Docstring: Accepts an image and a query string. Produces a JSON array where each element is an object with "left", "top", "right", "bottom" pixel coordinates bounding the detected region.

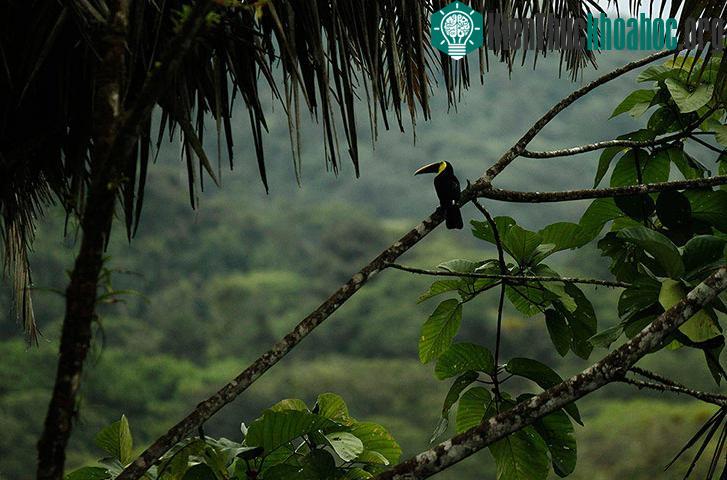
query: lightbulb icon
[{"left": 435, "top": 3, "right": 478, "bottom": 60}]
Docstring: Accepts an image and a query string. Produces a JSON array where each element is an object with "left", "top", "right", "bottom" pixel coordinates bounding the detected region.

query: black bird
[{"left": 414, "top": 161, "right": 463, "bottom": 229}]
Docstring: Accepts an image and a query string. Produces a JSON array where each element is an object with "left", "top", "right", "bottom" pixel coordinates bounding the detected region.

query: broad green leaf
[
  {"left": 471, "top": 216, "right": 517, "bottom": 244},
  {"left": 610, "top": 89, "right": 656, "bottom": 118},
  {"left": 545, "top": 309, "right": 571, "bottom": 356},
  {"left": 505, "top": 283, "right": 551, "bottom": 317},
  {"left": 270, "top": 398, "right": 308, "bottom": 412},
  {"left": 594, "top": 146, "right": 626, "bottom": 187},
  {"left": 505, "top": 358, "right": 582, "bottom": 425},
  {"left": 685, "top": 190, "right": 727, "bottom": 232},
  {"left": 438, "top": 259, "right": 483, "bottom": 273},
  {"left": 715, "top": 125, "right": 727, "bottom": 146},
  {"left": 355, "top": 450, "right": 389, "bottom": 465},
  {"left": 534, "top": 411, "right": 577, "bottom": 477},
  {"left": 683, "top": 235, "right": 727, "bottom": 278},
  {"left": 537, "top": 223, "right": 591, "bottom": 254},
  {"left": 263, "top": 464, "right": 303, "bottom": 480},
  {"left": 647, "top": 107, "right": 678, "bottom": 134},
  {"left": 610, "top": 149, "right": 669, "bottom": 187},
  {"left": 588, "top": 324, "right": 624, "bottom": 348},
  {"left": 489, "top": 427, "right": 550, "bottom": 480},
  {"left": 349, "top": 423, "right": 401, "bottom": 464},
  {"left": 560, "top": 284, "right": 597, "bottom": 361},
  {"left": 433, "top": 371, "right": 479, "bottom": 442},
  {"left": 637, "top": 65, "right": 678, "bottom": 82},
  {"left": 617, "top": 226, "right": 685, "bottom": 278},
  {"left": 660, "top": 279, "right": 720, "bottom": 343},
  {"left": 94, "top": 415, "right": 133, "bottom": 464},
  {"left": 419, "top": 299, "right": 462, "bottom": 364},
  {"left": 665, "top": 79, "right": 714, "bottom": 113},
  {"left": 245, "top": 410, "right": 340, "bottom": 454},
  {"left": 181, "top": 464, "right": 216, "bottom": 480},
  {"left": 455, "top": 387, "right": 492, "bottom": 433},
  {"left": 668, "top": 148, "right": 707, "bottom": 180},
  {"left": 343, "top": 468, "right": 374, "bottom": 479},
  {"left": 325, "top": 432, "right": 364, "bottom": 461},
  {"left": 618, "top": 276, "right": 662, "bottom": 320},
  {"left": 540, "top": 281, "right": 577, "bottom": 313},
  {"left": 418, "top": 280, "right": 462, "bottom": 303},
  {"left": 435, "top": 343, "right": 495, "bottom": 379},
  {"left": 65, "top": 467, "right": 111, "bottom": 480},
  {"left": 157, "top": 438, "right": 206, "bottom": 479},
  {"left": 503, "top": 225, "right": 542, "bottom": 264},
  {"left": 579, "top": 198, "right": 623, "bottom": 236},
  {"left": 301, "top": 450, "right": 336, "bottom": 479},
  {"left": 316, "top": 393, "right": 352, "bottom": 425}
]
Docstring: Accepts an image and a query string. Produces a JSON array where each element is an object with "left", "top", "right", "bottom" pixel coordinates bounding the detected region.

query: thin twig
[
  {"left": 387, "top": 263, "right": 630, "bottom": 288},
  {"left": 521, "top": 105, "right": 719, "bottom": 159},
  {"left": 689, "top": 134, "right": 725, "bottom": 155},
  {"left": 630, "top": 366, "right": 687, "bottom": 388},
  {"left": 472, "top": 199, "right": 507, "bottom": 402},
  {"left": 477, "top": 176, "right": 727, "bottom": 203},
  {"left": 619, "top": 377, "right": 727, "bottom": 407}
]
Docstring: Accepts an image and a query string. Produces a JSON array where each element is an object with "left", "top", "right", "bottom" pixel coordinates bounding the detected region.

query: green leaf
[
  {"left": 94, "top": 415, "right": 133, "bottom": 464},
  {"left": 301, "top": 450, "right": 336, "bottom": 479},
  {"left": 665, "top": 79, "right": 714, "bottom": 113},
  {"left": 505, "top": 283, "right": 550, "bottom": 317},
  {"left": 647, "top": 107, "right": 679, "bottom": 134},
  {"left": 419, "top": 299, "right": 462, "bottom": 364},
  {"left": 588, "top": 325, "right": 624, "bottom": 348},
  {"left": 245, "top": 410, "right": 340, "bottom": 454},
  {"left": 315, "top": 393, "right": 352, "bottom": 425},
  {"left": 65, "top": 467, "right": 111, "bottom": 480},
  {"left": 683, "top": 235, "right": 727, "bottom": 278},
  {"left": 637, "top": 65, "right": 678, "bottom": 82},
  {"left": 537, "top": 223, "right": 591, "bottom": 254},
  {"left": 435, "top": 343, "right": 495, "bottom": 379},
  {"left": 455, "top": 387, "right": 492, "bottom": 433},
  {"left": 438, "top": 259, "right": 483, "bottom": 273},
  {"left": 594, "top": 146, "right": 626, "bottom": 187},
  {"left": 545, "top": 309, "right": 571, "bottom": 356},
  {"left": 342, "top": 468, "right": 374, "bottom": 479},
  {"left": 270, "top": 398, "right": 308, "bottom": 412},
  {"left": 325, "top": 432, "right": 364, "bottom": 461},
  {"left": 610, "top": 148, "right": 669, "bottom": 187},
  {"left": 685, "top": 190, "right": 727, "bottom": 232},
  {"left": 503, "top": 225, "right": 542, "bottom": 264},
  {"left": 471, "top": 216, "right": 517, "bottom": 244},
  {"left": 355, "top": 450, "right": 389, "bottom": 466},
  {"left": 618, "top": 276, "right": 662, "bottom": 320},
  {"left": 715, "top": 125, "right": 727, "bottom": 146},
  {"left": 617, "top": 226, "right": 685, "bottom": 278},
  {"left": 181, "top": 464, "right": 216, "bottom": 480},
  {"left": 489, "top": 427, "right": 550, "bottom": 480},
  {"left": 610, "top": 89, "right": 656, "bottom": 118},
  {"left": 349, "top": 423, "right": 401, "bottom": 465},
  {"left": 534, "top": 411, "right": 577, "bottom": 477},
  {"left": 668, "top": 148, "right": 707, "bottom": 180},
  {"left": 505, "top": 358, "right": 582, "bottom": 425},
  {"left": 418, "top": 280, "right": 462, "bottom": 303},
  {"left": 579, "top": 198, "right": 623, "bottom": 237},
  {"left": 660, "top": 279, "right": 720, "bottom": 344},
  {"left": 433, "top": 371, "right": 479, "bottom": 442},
  {"left": 559, "top": 284, "right": 597, "bottom": 361}
]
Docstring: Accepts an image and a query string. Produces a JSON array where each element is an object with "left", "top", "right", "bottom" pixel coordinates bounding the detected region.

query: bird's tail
[{"left": 445, "top": 205, "right": 463, "bottom": 230}]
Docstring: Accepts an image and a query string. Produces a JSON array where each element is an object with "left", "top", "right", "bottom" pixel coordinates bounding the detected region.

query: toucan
[{"left": 414, "top": 161, "right": 463, "bottom": 229}]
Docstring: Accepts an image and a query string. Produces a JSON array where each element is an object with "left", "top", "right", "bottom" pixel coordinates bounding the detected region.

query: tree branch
[
  {"left": 116, "top": 50, "right": 676, "bottom": 480},
  {"left": 618, "top": 377, "right": 727, "bottom": 407},
  {"left": 477, "top": 176, "right": 727, "bottom": 203},
  {"left": 374, "top": 266, "right": 727, "bottom": 480},
  {"left": 387, "top": 263, "right": 630, "bottom": 288}
]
